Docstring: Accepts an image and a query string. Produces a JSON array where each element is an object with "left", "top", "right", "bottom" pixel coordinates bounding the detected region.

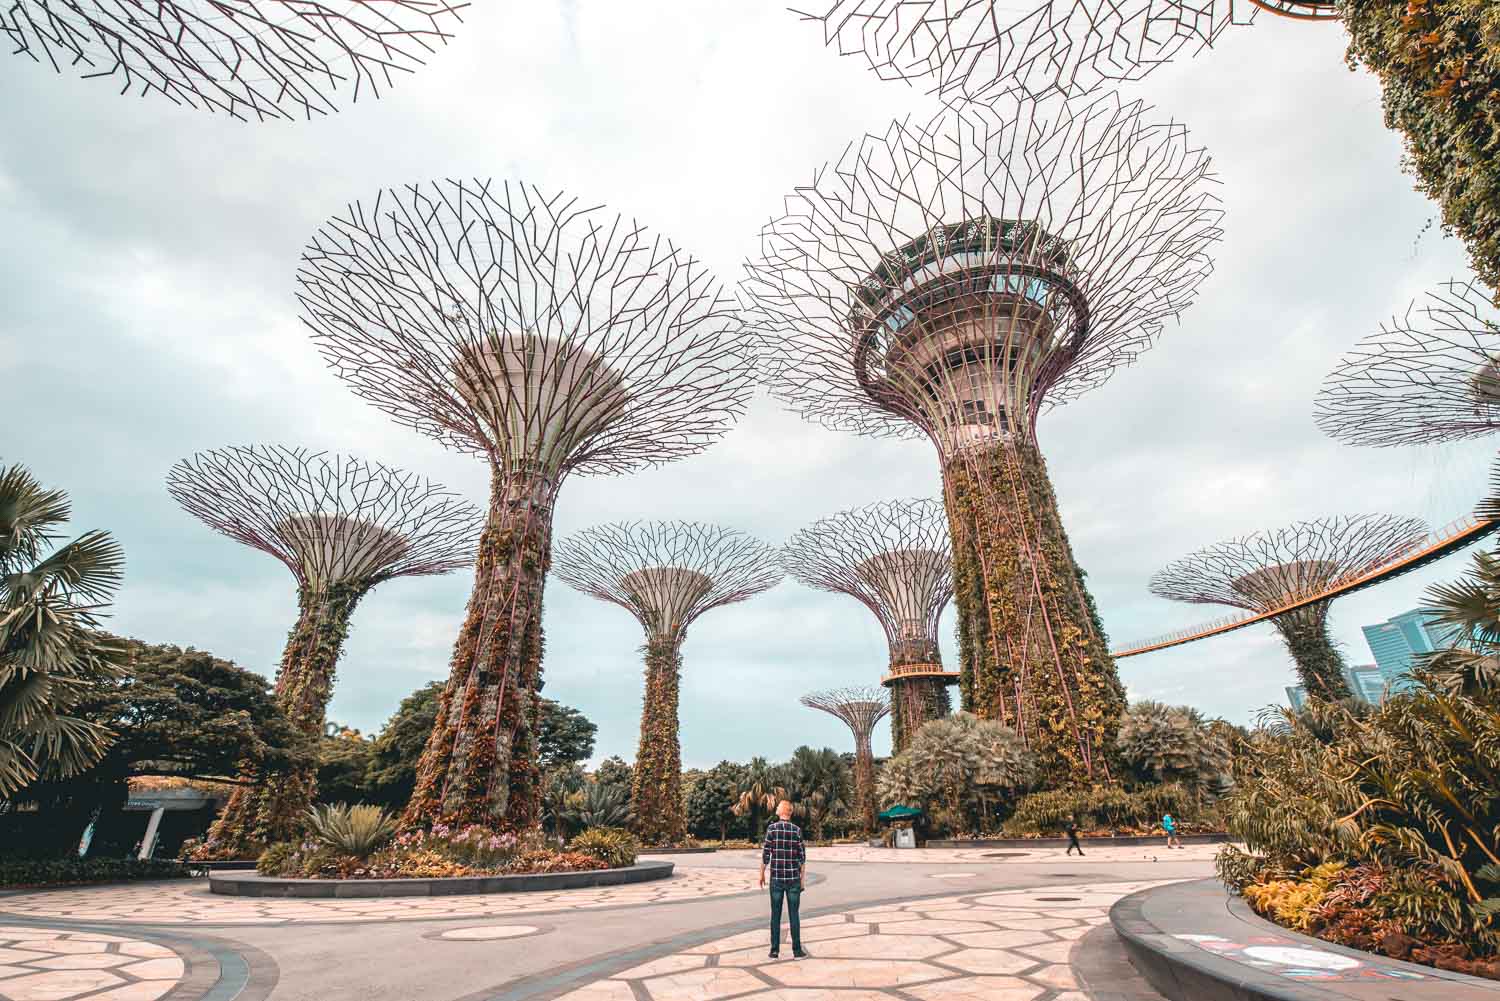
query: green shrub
[
  {"left": 1002, "top": 788, "right": 1079, "bottom": 835},
  {"left": 569, "top": 827, "right": 640, "bottom": 868},
  {"left": 304, "top": 803, "right": 395, "bottom": 857},
  {"left": 0, "top": 858, "right": 190, "bottom": 887},
  {"left": 256, "top": 842, "right": 297, "bottom": 876}
]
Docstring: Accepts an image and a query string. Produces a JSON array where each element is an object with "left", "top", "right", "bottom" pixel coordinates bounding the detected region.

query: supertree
[
  {"left": 781, "top": 499, "right": 955, "bottom": 753},
  {"left": 1150, "top": 514, "right": 1430, "bottom": 699},
  {"left": 796, "top": 1, "right": 1334, "bottom": 103},
  {"left": 743, "top": 92, "right": 1221, "bottom": 787},
  {"left": 166, "top": 445, "right": 480, "bottom": 851},
  {"left": 800, "top": 687, "right": 891, "bottom": 835},
  {"left": 297, "top": 179, "right": 754, "bottom": 831},
  {"left": 1, "top": 0, "right": 466, "bottom": 122},
  {"left": 1315, "top": 280, "right": 1500, "bottom": 447},
  {"left": 551, "top": 521, "right": 781, "bottom": 845}
]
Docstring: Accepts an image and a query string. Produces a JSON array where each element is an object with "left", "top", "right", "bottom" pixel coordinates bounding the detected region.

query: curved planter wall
[{"left": 209, "top": 860, "right": 674, "bottom": 898}]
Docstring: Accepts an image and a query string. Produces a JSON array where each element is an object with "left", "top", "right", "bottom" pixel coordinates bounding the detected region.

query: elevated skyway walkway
[{"left": 1113, "top": 513, "right": 1499, "bottom": 659}]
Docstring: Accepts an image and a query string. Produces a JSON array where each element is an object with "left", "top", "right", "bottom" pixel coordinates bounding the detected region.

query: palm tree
[
  {"left": 564, "top": 778, "right": 633, "bottom": 829},
  {"left": 784, "top": 746, "right": 849, "bottom": 841},
  {"left": 0, "top": 465, "right": 126, "bottom": 796},
  {"left": 731, "top": 756, "right": 778, "bottom": 842}
]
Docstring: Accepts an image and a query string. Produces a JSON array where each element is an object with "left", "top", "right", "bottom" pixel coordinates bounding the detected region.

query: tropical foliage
[
  {"left": 0, "top": 464, "right": 127, "bottom": 796},
  {"left": 1114, "top": 700, "right": 1234, "bottom": 798},
  {"left": 569, "top": 826, "right": 640, "bottom": 867},
  {"left": 304, "top": 803, "right": 396, "bottom": 857},
  {"left": 781, "top": 746, "right": 850, "bottom": 841},
  {"left": 0, "top": 857, "right": 189, "bottom": 888},
  {"left": 564, "top": 777, "right": 633, "bottom": 830},
  {"left": 1002, "top": 782, "right": 1199, "bottom": 836},
  {"left": 876, "top": 712, "right": 1035, "bottom": 834},
  {"left": 1341, "top": 0, "right": 1500, "bottom": 295},
  {"left": 1217, "top": 549, "right": 1500, "bottom": 978},
  {"left": 686, "top": 760, "right": 747, "bottom": 841}
]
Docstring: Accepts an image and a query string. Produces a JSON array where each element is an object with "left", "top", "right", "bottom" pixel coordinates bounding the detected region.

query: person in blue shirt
[
  {"left": 759, "top": 799, "right": 808, "bottom": 959},
  {"left": 1163, "top": 812, "right": 1181, "bottom": 849}
]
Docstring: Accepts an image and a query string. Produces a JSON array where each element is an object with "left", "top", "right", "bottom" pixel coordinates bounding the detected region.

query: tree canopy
[{"left": 537, "top": 698, "right": 597, "bottom": 770}]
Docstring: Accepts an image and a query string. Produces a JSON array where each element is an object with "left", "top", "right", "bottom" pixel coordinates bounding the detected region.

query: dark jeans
[
  {"left": 769, "top": 881, "right": 802, "bottom": 952},
  {"left": 1066, "top": 832, "right": 1083, "bottom": 855}
]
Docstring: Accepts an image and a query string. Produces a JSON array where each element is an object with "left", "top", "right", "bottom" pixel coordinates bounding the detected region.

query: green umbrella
[{"left": 878, "top": 805, "right": 922, "bottom": 820}]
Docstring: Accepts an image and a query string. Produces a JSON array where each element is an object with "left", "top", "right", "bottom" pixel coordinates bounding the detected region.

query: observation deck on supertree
[
  {"left": 166, "top": 445, "right": 480, "bottom": 852},
  {"left": 1, "top": 0, "right": 467, "bottom": 121},
  {"left": 795, "top": 0, "right": 1335, "bottom": 102},
  {"left": 297, "top": 179, "right": 755, "bottom": 831},
  {"left": 552, "top": 521, "right": 782, "bottom": 846},
  {"left": 1316, "top": 280, "right": 1500, "bottom": 447},
  {"left": 800, "top": 687, "right": 891, "bottom": 835},
  {"left": 744, "top": 93, "right": 1222, "bottom": 786},
  {"left": 781, "top": 499, "right": 955, "bottom": 754},
  {"left": 1150, "top": 514, "right": 1430, "bottom": 701}
]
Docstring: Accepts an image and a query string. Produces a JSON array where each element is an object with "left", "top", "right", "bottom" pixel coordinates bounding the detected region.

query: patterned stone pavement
[
  {"left": 0, "top": 925, "right": 185, "bottom": 1001},
  {"left": 0, "top": 867, "right": 762, "bottom": 926},
  {"left": 548, "top": 880, "right": 1176, "bottom": 1000}
]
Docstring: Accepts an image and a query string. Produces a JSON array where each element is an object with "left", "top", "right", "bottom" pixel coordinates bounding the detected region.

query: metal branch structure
[
  {"left": 796, "top": 1, "right": 1315, "bottom": 103},
  {"left": 298, "top": 179, "right": 754, "bottom": 832},
  {"left": 1315, "top": 280, "right": 1500, "bottom": 447},
  {"left": 552, "top": 521, "right": 781, "bottom": 845},
  {"left": 166, "top": 445, "right": 480, "bottom": 852},
  {"left": 781, "top": 499, "right": 955, "bottom": 753},
  {"left": 744, "top": 92, "right": 1221, "bottom": 787},
  {"left": 1, "top": 1, "right": 466, "bottom": 122},
  {"left": 1150, "top": 514, "right": 1430, "bottom": 699},
  {"left": 800, "top": 687, "right": 891, "bottom": 835}
]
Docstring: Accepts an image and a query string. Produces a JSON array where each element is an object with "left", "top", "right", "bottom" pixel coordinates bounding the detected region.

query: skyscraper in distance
[{"left": 1361, "top": 608, "right": 1453, "bottom": 694}]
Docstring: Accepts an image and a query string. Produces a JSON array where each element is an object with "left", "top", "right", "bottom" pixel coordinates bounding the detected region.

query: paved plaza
[{"left": 0, "top": 845, "right": 1222, "bottom": 1001}]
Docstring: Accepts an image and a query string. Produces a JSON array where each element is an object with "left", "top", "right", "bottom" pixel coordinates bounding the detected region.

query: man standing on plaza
[{"left": 759, "top": 799, "right": 808, "bottom": 959}]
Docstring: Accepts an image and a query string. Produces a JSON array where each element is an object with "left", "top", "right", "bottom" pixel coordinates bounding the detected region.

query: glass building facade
[{"left": 1360, "top": 608, "right": 1453, "bottom": 695}]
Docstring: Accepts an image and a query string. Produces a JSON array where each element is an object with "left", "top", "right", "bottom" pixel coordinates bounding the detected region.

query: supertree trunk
[
  {"left": 1272, "top": 602, "right": 1352, "bottom": 701},
  {"left": 887, "top": 633, "right": 953, "bottom": 753},
  {"left": 632, "top": 634, "right": 688, "bottom": 844},
  {"left": 403, "top": 468, "right": 554, "bottom": 831},
  {"left": 942, "top": 439, "right": 1125, "bottom": 788},
  {"left": 852, "top": 732, "right": 876, "bottom": 834},
  {"left": 205, "top": 582, "right": 364, "bottom": 852}
]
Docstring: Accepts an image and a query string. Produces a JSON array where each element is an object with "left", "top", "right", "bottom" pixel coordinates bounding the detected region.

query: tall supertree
[
  {"left": 1315, "top": 280, "right": 1500, "bottom": 447},
  {"left": 1150, "top": 514, "right": 1430, "bottom": 699},
  {"left": 796, "top": 1, "right": 1336, "bottom": 102},
  {"left": 744, "top": 93, "right": 1221, "bottom": 787},
  {"left": 167, "top": 445, "right": 480, "bottom": 851},
  {"left": 1, "top": 0, "right": 466, "bottom": 121},
  {"left": 298, "top": 180, "right": 754, "bottom": 831},
  {"left": 781, "top": 499, "right": 955, "bottom": 753},
  {"left": 551, "top": 522, "right": 781, "bottom": 845},
  {"left": 800, "top": 687, "right": 891, "bottom": 835}
]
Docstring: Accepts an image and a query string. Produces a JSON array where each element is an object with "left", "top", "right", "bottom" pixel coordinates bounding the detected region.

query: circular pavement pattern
[
  {"left": 539, "top": 879, "right": 1181, "bottom": 1001},
  {"left": 0, "top": 925, "right": 185, "bottom": 1001},
  {"left": 438, "top": 925, "right": 543, "bottom": 941}
]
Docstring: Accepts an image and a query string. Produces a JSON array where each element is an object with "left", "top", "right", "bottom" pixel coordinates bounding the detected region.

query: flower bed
[{"left": 255, "top": 813, "right": 640, "bottom": 881}]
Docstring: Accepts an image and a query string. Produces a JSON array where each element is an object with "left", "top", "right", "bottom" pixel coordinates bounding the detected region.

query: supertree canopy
[
  {"left": 1, "top": 0, "right": 466, "bottom": 122},
  {"left": 800, "top": 687, "right": 891, "bottom": 835},
  {"left": 166, "top": 445, "right": 480, "bottom": 852},
  {"left": 1150, "top": 514, "right": 1430, "bottom": 699},
  {"left": 781, "top": 499, "right": 955, "bottom": 753},
  {"left": 797, "top": 0, "right": 1333, "bottom": 102},
  {"left": 552, "top": 521, "right": 781, "bottom": 845},
  {"left": 744, "top": 92, "right": 1221, "bottom": 787},
  {"left": 1315, "top": 280, "right": 1500, "bottom": 447},
  {"left": 298, "top": 179, "right": 755, "bottom": 831}
]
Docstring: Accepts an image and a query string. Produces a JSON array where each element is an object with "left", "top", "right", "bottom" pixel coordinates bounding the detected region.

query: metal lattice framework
[
  {"left": 745, "top": 92, "right": 1222, "bottom": 451},
  {"left": 298, "top": 178, "right": 755, "bottom": 832},
  {"left": 1150, "top": 514, "right": 1430, "bottom": 699},
  {"left": 1315, "top": 280, "right": 1500, "bottom": 447},
  {"left": 781, "top": 498, "right": 955, "bottom": 752},
  {"left": 745, "top": 92, "right": 1220, "bottom": 787},
  {"left": 800, "top": 686, "right": 892, "bottom": 835},
  {"left": 797, "top": 1, "right": 1288, "bottom": 102},
  {"left": 166, "top": 445, "right": 479, "bottom": 853},
  {"left": 1, "top": 1, "right": 467, "bottom": 122},
  {"left": 553, "top": 521, "right": 780, "bottom": 844},
  {"left": 167, "top": 444, "right": 480, "bottom": 587}
]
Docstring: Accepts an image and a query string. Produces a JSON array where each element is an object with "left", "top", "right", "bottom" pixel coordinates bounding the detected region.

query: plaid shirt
[{"left": 761, "top": 819, "right": 806, "bottom": 885}]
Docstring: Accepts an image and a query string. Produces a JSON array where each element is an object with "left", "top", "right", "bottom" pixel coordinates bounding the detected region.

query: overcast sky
[{"left": 2, "top": 1, "right": 1487, "bottom": 769}]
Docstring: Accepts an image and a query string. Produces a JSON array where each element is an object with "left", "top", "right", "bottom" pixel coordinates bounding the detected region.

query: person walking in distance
[
  {"left": 1065, "top": 817, "right": 1084, "bottom": 856},
  {"left": 1163, "top": 812, "right": 1182, "bottom": 849},
  {"left": 760, "top": 799, "right": 808, "bottom": 959}
]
